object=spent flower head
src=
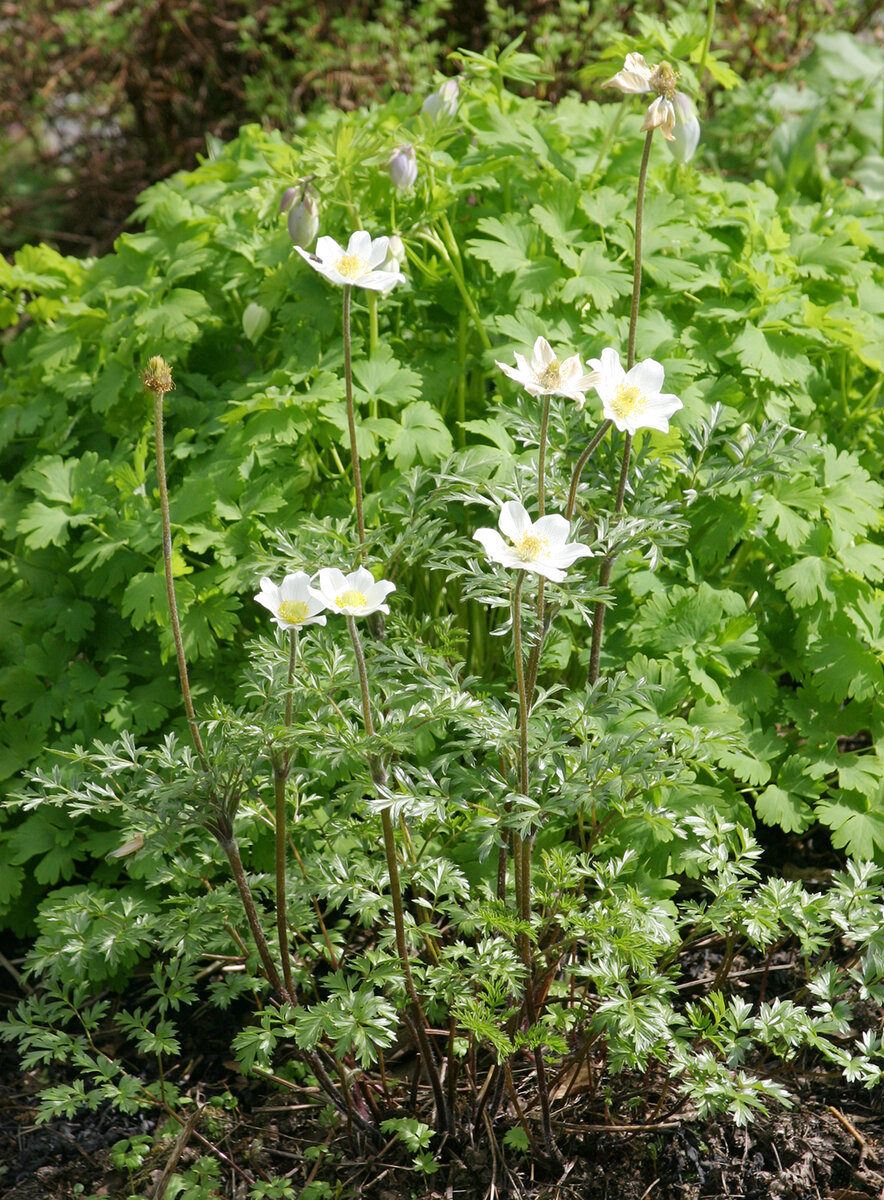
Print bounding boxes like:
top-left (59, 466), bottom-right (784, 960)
top-left (310, 567), bottom-right (396, 617)
top-left (255, 572), bottom-right (328, 630)
top-left (295, 230), bottom-right (405, 293)
top-left (589, 348), bottom-right (683, 436)
top-left (496, 336), bottom-right (599, 408)
top-left (604, 52), bottom-right (699, 153)
top-left (142, 355), bottom-right (174, 398)
top-left (474, 501), bottom-right (593, 583)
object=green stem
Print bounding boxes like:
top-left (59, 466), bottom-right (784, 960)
top-left (628, 131), bottom-right (654, 373)
top-left (587, 433), bottom-right (632, 687)
top-left (219, 832), bottom-right (289, 1003)
top-left (345, 616), bottom-right (451, 1134)
top-left (566, 420), bottom-right (613, 522)
top-left (587, 130), bottom-right (653, 685)
top-left (697, 0), bottom-right (718, 85)
top-left (435, 216), bottom-right (491, 351)
top-left (511, 571), bottom-right (557, 1160)
top-left (537, 395), bottom-right (551, 518)
top-left (342, 285), bottom-right (366, 551)
top-left (273, 627), bottom-right (298, 1000)
top-left (153, 393), bottom-right (208, 771)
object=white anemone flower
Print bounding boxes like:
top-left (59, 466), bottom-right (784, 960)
top-left (495, 336), bottom-right (599, 409)
top-left (604, 53), bottom-right (699, 152)
top-left (474, 501), bottom-right (594, 583)
top-left (589, 347), bottom-right (683, 436)
top-left (310, 566), bottom-right (396, 617)
top-left (255, 571), bottom-right (328, 630)
top-left (294, 230), bottom-right (405, 293)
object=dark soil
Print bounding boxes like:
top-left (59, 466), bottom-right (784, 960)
top-left (3, 994), bottom-right (884, 1200)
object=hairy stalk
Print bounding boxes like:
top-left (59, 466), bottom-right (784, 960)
top-left (342, 285), bottom-right (366, 549)
top-left (345, 616), bottom-right (451, 1134)
top-left (511, 572), bottom-right (557, 1160)
top-left (565, 419), bottom-right (613, 522)
top-left (218, 832), bottom-right (289, 1003)
top-left (428, 218), bottom-right (491, 351)
top-left (272, 628), bottom-right (299, 1000)
top-left (146, 368), bottom-right (207, 771)
top-left (588, 128), bottom-right (653, 685)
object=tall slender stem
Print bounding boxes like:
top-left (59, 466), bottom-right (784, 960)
top-left (566, 420), bottom-right (613, 522)
top-left (273, 627), bottom-right (298, 1000)
top-left (587, 129), bottom-right (653, 686)
top-left (510, 573), bottom-right (558, 1158)
top-left (697, 0), bottom-right (717, 84)
top-left (342, 285), bottom-right (366, 550)
top-left (537, 396), bottom-right (551, 518)
top-left (628, 131), bottom-right (654, 373)
top-left (151, 390), bottom-right (208, 772)
top-left (345, 616), bottom-right (451, 1133)
top-left (219, 832), bottom-right (289, 1003)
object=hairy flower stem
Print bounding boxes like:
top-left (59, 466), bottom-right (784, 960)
top-left (218, 832), bottom-right (289, 1003)
top-left (151, 392), bottom-right (208, 772)
top-left (565, 420), bottom-right (614, 523)
top-left (511, 573), bottom-right (557, 1160)
top-left (345, 616), bottom-right (451, 1134)
top-left (272, 628), bottom-right (299, 1000)
top-left (588, 129), bottom-right (653, 685)
top-left (342, 285), bottom-right (366, 551)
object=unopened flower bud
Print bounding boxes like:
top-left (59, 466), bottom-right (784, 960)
top-left (669, 92), bottom-right (701, 164)
top-left (388, 144), bottom-right (418, 191)
top-left (287, 190), bottom-right (320, 250)
top-left (384, 235), bottom-right (406, 271)
top-left (422, 78), bottom-right (459, 121)
top-left (279, 185), bottom-right (299, 215)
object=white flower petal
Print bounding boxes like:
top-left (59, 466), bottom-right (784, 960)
top-left (625, 358), bottom-right (665, 396)
top-left (532, 514), bottom-right (571, 548)
top-left (498, 500), bottom-right (531, 542)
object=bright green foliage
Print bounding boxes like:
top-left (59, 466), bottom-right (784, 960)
top-left (4, 20), bottom-right (884, 1176)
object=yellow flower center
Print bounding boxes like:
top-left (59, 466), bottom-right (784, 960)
top-left (650, 62), bottom-right (678, 101)
top-left (336, 589), bottom-right (367, 608)
top-left (536, 360), bottom-right (561, 390)
top-left (278, 599), bottom-right (309, 625)
top-left (514, 533), bottom-right (548, 562)
top-left (334, 254), bottom-right (370, 280)
top-left (610, 383), bottom-right (647, 421)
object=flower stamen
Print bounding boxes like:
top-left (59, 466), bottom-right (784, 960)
top-left (650, 63), bottom-right (678, 101)
top-left (514, 533), bottom-right (548, 562)
top-left (334, 253), bottom-right (370, 280)
top-left (610, 383), bottom-right (648, 422)
top-left (537, 360), bottom-right (562, 389)
top-left (336, 589), bottom-right (367, 608)
top-left (278, 600), bottom-right (310, 625)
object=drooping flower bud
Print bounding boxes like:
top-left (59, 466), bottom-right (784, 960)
top-left (279, 186), bottom-right (299, 215)
top-left (286, 188), bottom-right (320, 250)
top-left (668, 92), bottom-right (701, 164)
top-left (422, 78), bottom-right (459, 121)
top-left (384, 234), bottom-right (406, 271)
top-left (388, 144), bottom-right (418, 191)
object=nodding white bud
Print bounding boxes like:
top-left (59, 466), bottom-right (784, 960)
top-left (388, 144), bottom-right (418, 191)
top-left (279, 185), bottom-right (299, 214)
top-left (669, 92), bottom-right (701, 164)
top-left (422, 78), bottom-right (459, 121)
top-left (286, 190), bottom-right (320, 249)
top-left (384, 234), bottom-right (406, 270)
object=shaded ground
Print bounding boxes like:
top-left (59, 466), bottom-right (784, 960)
top-left (3, 1004), bottom-right (884, 1200)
